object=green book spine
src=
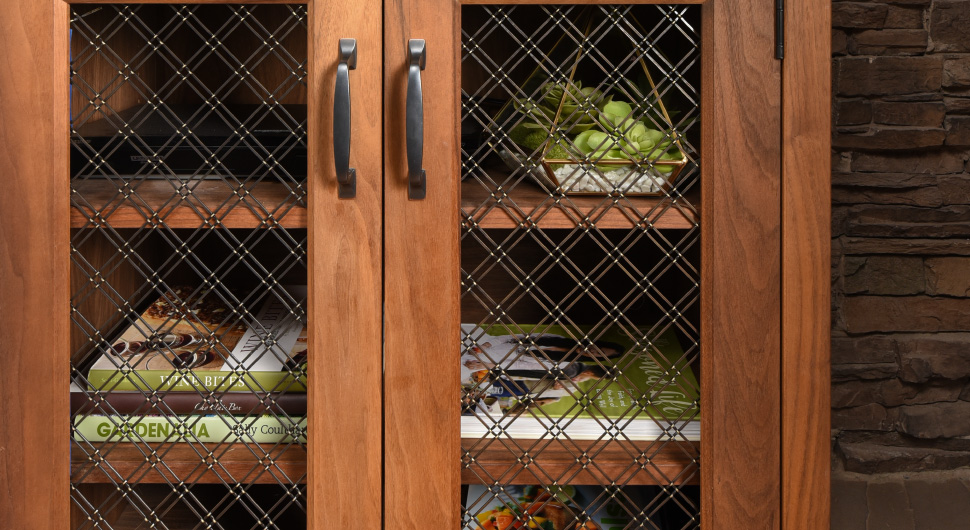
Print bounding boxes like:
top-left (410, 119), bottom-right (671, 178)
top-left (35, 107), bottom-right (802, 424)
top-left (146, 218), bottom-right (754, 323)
top-left (73, 414), bottom-right (306, 444)
top-left (86, 370), bottom-right (307, 392)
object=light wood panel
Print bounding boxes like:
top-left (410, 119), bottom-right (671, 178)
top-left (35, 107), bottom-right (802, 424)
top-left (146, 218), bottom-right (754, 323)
top-left (781, 0), bottom-right (831, 529)
top-left (383, 0), bottom-right (461, 528)
top-left (700, 0), bottom-right (782, 529)
top-left (306, 0), bottom-right (384, 529)
top-left (0, 1), bottom-right (71, 528)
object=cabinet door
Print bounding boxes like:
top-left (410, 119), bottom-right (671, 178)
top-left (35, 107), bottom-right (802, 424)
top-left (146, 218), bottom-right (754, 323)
top-left (383, 1), bottom-right (781, 529)
top-left (0, 1), bottom-right (381, 528)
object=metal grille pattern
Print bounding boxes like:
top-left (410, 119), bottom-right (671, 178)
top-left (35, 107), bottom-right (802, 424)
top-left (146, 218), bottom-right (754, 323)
top-left (461, 5), bottom-right (701, 528)
top-left (70, 5), bottom-right (308, 529)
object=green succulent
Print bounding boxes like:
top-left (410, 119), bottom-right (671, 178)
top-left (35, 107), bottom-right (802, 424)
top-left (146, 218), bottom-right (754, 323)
top-left (505, 78), bottom-right (684, 173)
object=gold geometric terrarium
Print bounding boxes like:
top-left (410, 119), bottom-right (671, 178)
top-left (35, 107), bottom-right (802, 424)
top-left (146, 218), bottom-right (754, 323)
top-left (491, 8), bottom-right (690, 196)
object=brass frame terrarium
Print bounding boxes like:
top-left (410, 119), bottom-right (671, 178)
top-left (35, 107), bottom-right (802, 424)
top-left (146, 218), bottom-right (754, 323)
top-left (491, 9), bottom-right (690, 196)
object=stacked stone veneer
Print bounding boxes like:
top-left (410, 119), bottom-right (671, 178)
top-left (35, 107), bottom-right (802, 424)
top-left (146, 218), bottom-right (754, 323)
top-left (832, 0), bottom-right (970, 522)
top-left (833, 0), bottom-right (970, 476)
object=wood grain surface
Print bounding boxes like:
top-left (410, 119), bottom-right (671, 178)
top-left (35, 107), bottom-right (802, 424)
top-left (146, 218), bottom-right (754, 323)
top-left (306, 0), bottom-right (384, 529)
top-left (700, 0), bottom-right (783, 529)
top-left (71, 443), bottom-right (307, 484)
top-left (462, 181), bottom-right (697, 230)
top-left (463, 439), bottom-right (700, 486)
top-left (0, 1), bottom-right (72, 528)
top-left (383, 0), bottom-right (461, 528)
top-left (782, 0), bottom-right (831, 529)
top-left (71, 179), bottom-right (308, 228)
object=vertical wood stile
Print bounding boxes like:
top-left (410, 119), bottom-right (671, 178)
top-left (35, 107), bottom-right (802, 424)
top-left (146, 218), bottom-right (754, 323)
top-left (702, 0), bottom-right (783, 528)
top-left (383, 0), bottom-right (461, 527)
top-left (0, 0), bottom-right (71, 527)
top-left (307, 0), bottom-right (385, 528)
top-left (782, 0), bottom-right (831, 528)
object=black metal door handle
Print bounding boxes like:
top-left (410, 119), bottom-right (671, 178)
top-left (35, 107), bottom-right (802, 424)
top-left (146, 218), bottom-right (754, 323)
top-left (334, 38), bottom-right (357, 199)
top-left (406, 39), bottom-right (426, 200)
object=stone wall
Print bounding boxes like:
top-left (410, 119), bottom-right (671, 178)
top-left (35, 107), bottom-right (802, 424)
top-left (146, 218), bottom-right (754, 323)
top-left (831, 0), bottom-right (970, 527)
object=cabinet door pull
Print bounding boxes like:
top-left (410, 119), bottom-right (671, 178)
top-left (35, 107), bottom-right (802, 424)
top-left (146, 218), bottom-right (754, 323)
top-left (406, 39), bottom-right (426, 200)
top-left (334, 38), bottom-right (357, 199)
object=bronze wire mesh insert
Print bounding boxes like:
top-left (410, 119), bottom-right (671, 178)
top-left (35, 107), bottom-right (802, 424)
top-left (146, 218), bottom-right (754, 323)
top-left (461, 4), bottom-right (700, 530)
top-left (70, 4), bottom-right (309, 529)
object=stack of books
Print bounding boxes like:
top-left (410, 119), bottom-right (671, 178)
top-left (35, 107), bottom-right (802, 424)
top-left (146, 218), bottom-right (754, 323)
top-left (72, 286), bottom-right (308, 444)
top-left (460, 324), bottom-right (700, 441)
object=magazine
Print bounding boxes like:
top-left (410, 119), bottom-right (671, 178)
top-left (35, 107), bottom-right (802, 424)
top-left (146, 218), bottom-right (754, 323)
top-left (86, 286), bottom-right (307, 392)
top-left (73, 413), bottom-right (306, 444)
top-left (70, 383), bottom-right (307, 416)
top-left (465, 484), bottom-right (677, 530)
top-left (461, 324), bottom-right (699, 441)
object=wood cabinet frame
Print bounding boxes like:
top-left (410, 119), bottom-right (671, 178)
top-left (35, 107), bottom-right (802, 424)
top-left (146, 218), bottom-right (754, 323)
top-left (0, 0), bottom-right (828, 528)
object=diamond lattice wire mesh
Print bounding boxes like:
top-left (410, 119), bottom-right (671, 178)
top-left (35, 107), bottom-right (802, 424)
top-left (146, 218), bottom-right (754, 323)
top-left (70, 4), bottom-right (308, 529)
top-left (461, 5), bottom-right (701, 528)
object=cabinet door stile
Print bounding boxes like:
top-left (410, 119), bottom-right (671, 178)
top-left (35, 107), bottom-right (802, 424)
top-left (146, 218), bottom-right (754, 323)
top-left (703, 0), bottom-right (782, 528)
top-left (0, 1), bottom-right (72, 527)
top-left (383, 0), bottom-right (462, 527)
top-left (307, 0), bottom-right (384, 528)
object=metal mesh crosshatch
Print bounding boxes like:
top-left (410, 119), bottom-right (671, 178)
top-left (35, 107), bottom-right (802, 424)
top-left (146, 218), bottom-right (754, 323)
top-left (461, 4), bottom-right (701, 529)
top-left (69, 4), bottom-right (309, 528)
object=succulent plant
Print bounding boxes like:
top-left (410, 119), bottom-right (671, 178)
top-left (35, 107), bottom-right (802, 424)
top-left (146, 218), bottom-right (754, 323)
top-left (508, 78), bottom-right (683, 170)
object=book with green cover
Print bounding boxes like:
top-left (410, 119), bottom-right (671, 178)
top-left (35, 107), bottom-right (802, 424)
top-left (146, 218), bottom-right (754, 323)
top-left (73, 414), bottom-right (306, 444)
top-left (86, 286), bottom-right (307, 392)
top-left (461, 324), bottom-right (699, 441)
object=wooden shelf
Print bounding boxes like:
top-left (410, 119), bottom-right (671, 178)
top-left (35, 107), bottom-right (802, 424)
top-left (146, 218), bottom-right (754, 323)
top-left (71, 180), bottom-right (307, 229)
top-left (71, 443), bottom-right (306, 484)
top-left (462, 180), bottom-right (698, 230)
top-left (461, 438), bottom-right (699, 486)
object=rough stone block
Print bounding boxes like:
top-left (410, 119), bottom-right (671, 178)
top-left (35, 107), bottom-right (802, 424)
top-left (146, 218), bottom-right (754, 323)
top-left (898, 402), bottom-right (970, 438)
top-left (926, 257), bottom-right (970, 296)
top-left (840, 440), bottom-right (970, 474)
top-left (832, 172), bottom-right (936, 188)
top-left (834, 29), bottom-right (848, 56)
top-left (832, 378), bottom-right (961, 408)
top-left (849, 29), bottom-right (928, 55)
top-left (872, 101), bottom-right (944, 127)
top-left (837, 57), bottom-right (943, 97)
top-left (945, 97), bottom-right (970, 114)
top-left (844, 295), bottom-right (970, 332)
top-left (842, 237), bottom-right (970, 256)
top-left (832, 2), bottom-right (888, 28)
top-left (944, 57), bottom-right (970, 88)
top-left (836, 99), bottom-right (872, 126)
top-left (946, 116), bottom-right (970, 146)
top-left (843, 205), bottom-right (970, 238)
top-left (833, 127), bottom-right (945, 150)
top-left (898, 334), bottom-right (970, 382)
top-left (937, 176), bottom-right (970, 205)
top-left (931, 1), bottom-right (970, 52)
top-left (832, 335), bottom-right (897, 364)
top-left (833, 362), bottom-right (899, 381)
top-left (832, 186), bottom-right (944, 207)
top-left (867, 481), bottom-right (916, 530)
top-left (850, 151), bottom-right (965, 174)
top-left (843, 256), bottom-right (924, 295)
top-left (832, 403), bottom-right (897, 431)
top-left (885, 6), bottom-right (926, 29)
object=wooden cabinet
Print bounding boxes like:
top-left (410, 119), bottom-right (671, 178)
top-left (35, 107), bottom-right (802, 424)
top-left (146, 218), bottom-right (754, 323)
top-left (0, 0), bottom-right (829, 529)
